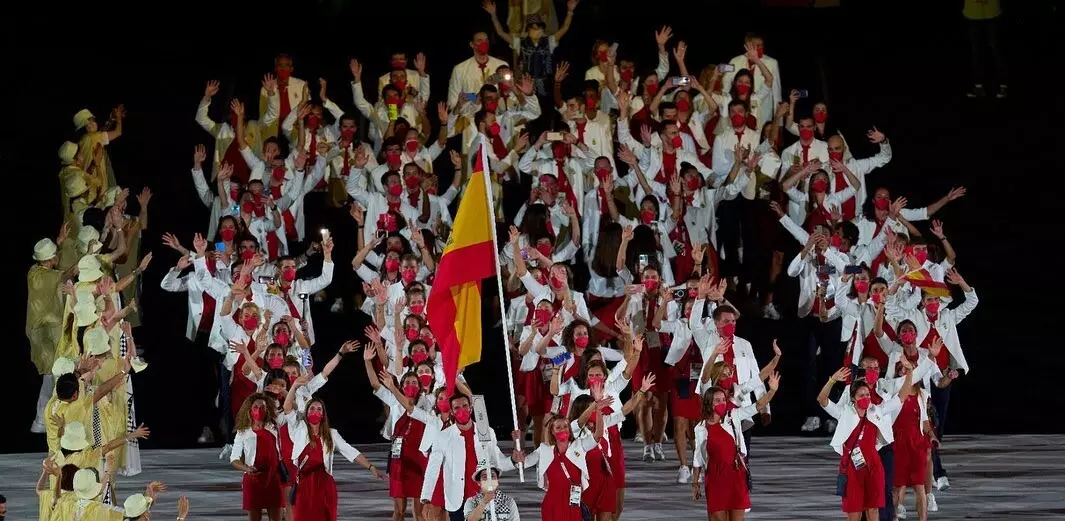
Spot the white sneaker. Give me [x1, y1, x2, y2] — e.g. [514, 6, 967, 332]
[653, 443, 666, 461]
[926, 493, 939, 512]
[634, 432, 645, 443]
[218, 444, 232, 460]
[825, 419, 837, 434]
[935, 476, 951, 491]
[676, 465, 692, 484]
[197, 427, 214, 444]
[801, 416, 821, 432]
[30, 421, 46, 434]
[762, 303, 782, 320]
[642, 445, 653, 462]
[897, 503, 907, 519]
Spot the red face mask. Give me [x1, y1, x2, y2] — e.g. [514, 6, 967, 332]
[720, 323, 736, 337]
[437, 398, 451, 414]
[420, 334, 434, 345]
[643, 279, 659, 292]
[412, 351, 429, 365]
[536, 243, 553, 258]
[251, 406, 266, 422]
[551, 144, 568, 160]
[713, 402, 728, 417]
[242, 202, 255, 215]
[620, 68, 634, 82]
[550, 274, 564, 289]
[404, 139, 419, 154]
[267, 355, 284, 369]
[406, 328, 419, 341]
[220, 228, 236, 242]
[914, 250, 929, 265]
[384, 259, 400, 273]
[865, 369, 879, 386]
[418, 374, 433, 387]
[307, 115, 320, 129]
[640, 209, 655, 224]
[475, 41, 490, 55]
[402, 384, 420, 398]
[584, 95, 597, 111]
[341, 128, 355, 142]
[307, 411, 323, 425]
[873, 198, 890, 210]
[484, 100, 499, 112]
[587, 375, 605, 388]
[488, 122, 501, 136]
[554, 429, 571, 443]
[735, 83, 751, 96]
[900, 330, 917, 345]
[686, 176, 701, 191]
[756, 47, 765, 58]
[594, 167, 611, 181]
[855, 396, 872, 410]
[454, 408, 472, 424]
[401, 268, 417, 283]
[854, 280, 870, 293]
[829, 151, 844, 162]
[276, 69, 291, 81]
[386, 151, 402, 166]
[410, 303, 425, 315]
[670, 135, 683, 149]
[388, 184, 403, 197]
[405, 175, 420, 189]
[729, 113, 745, 128]
[596, 50, 609, 62]
[241, 250, 256, 261]
[871, 292, 883, 305]
[799, 127, 815, 142]
[675, 98, 691, 112]
[533, 308, 553, 327]
[281, 267, 296, 282]
[830, 235, 842, 249]
[393, 80, 407, 93]
[811, 179, 829, 193]
[813, 111, 828, 123]
[574, 336, 589, 348]
[925, 300, 940, 315]
[646, 82, 659, 96]
[274, 331, 290, 346]
[242, 316, 259, 331]
[391, 59, 407, 69]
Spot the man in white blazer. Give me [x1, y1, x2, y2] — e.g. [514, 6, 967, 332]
[722, 33, 782, 125]
[259, 53, 307, 139]
[421, 394, 521, 520]
[447, 32, 509, 109]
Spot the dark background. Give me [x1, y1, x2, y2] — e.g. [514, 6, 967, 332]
[6, 0, 1064, 453]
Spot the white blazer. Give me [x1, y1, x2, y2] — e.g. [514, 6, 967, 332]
[285, 415, 361, 475]
[420, 424, 516, 511]
[688, 299, 768, 417]
[230, 424, 281, 469]
[886, 290, 978, 374]
[786, 248, 850, 320]
[823, 395, 903, 454]
[523, 436, 598, 492]
[693, 403, 760, 469]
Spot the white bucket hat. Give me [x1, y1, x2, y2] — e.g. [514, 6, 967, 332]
[73, 109, 95, 131]
[123, 494, 153, 518]
[84, 326, 111, 356]
[77, 254, 104, 282]
[77, 227, 102, 256]
[64, 173, 89, 199]
[59, 141, 79, 164]
[34, 238, 58, 261]
[74, 301, 100, 327]
[61, 421, 91, 452]
[102, 186, 121, 208]
[73, 468, 102, 500]
[51, 357, 77, 377]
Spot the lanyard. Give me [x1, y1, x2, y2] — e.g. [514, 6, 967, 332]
[554, 448, 579, 486]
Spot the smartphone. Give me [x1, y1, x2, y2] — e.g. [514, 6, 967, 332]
[638, 253, 650, 272]
[817, 264, 837, 276]
[844, 265, 863, 275]
[671, 288, 688, 300]
[320, 228, 331, 240]
[717, 63, 735, 73]
[676, 76, 691, 87]
[545, 131, 564, 142]
[795, 89, 809, 98]
[298, 292, 309, 301]
[375, 229, 387, 240]
[520, 248, 530, 261]
[502, 72, 513, 81]
[257, 275, 275, 284]
[215, 242, 226, 253]
[462, 92, 479, 102]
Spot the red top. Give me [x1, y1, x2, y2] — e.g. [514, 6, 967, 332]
[460, 427, 479, 499]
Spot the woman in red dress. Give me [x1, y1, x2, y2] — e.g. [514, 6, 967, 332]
[223, 302, 267, 430]
[283, 393, 384, 521]
[691, 373, 779, 521]
[892, 362, 931, 521]
[567, 395, 617, 520]
[519, 296, 562, 447]
[230, 393, 283, 521]
[525, 402, 608, 521]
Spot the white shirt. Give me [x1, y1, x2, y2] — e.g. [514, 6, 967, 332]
[420, 423, 516, 511]
[447, 55, 510, 109]
[721, 54, 782, 125]
[693, 404, 761, 467]
[886, 290, 979, 374]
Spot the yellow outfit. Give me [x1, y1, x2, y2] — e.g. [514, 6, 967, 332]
[38, 488, 56, 521]
[113, 220, 143, 327]
[50, 494, 124, 521]
[963, 0, 1001, 20]
[27, 264, 65, 374]
[93, 351, 128, 466]
[45, 385, 93, 455]
[75, 132, 115, 205]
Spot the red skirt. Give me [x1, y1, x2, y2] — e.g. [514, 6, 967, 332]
[583, 445, 618, 514]
[388, 420, 428, 498]
[587, 295, 624, 345]
[242, 430, 283, 511]
[430, 471, 445, 508]
[279, 425, 296, 489]
[841, 452, 885, 512]
[704, 462, 750, 513]
[524, 361, 553, 415]
[893, 432, 929, 488]
[293, 465, 337, 521]
[606, 425, 626, 488]
[630, 340, 668, 393]
[670, 385, 702, 420]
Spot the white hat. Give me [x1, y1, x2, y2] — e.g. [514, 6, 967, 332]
[74, 301, 100, 327]
[84, 326, 110, 356]
[130, 357, 148, 373]
[64, 173, 89, 199]
[51, 357, 77, 377]
[58, 141, 79, 164]
[61, 421, 91, 452]
[78, 253, 104, 282]
[73, 468, 102, 500]
[73, 109, 95, 131]
[102, 186, 121, 208]
[122, 494, 153, 518]
[77, 227, 102, 256]
[34, 238, 58, 261]
[471, 463, 501, 487]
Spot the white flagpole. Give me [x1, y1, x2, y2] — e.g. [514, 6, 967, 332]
[471, 135, 525, 482]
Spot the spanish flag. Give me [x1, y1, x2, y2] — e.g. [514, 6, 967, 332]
[904, 269, 951, 299]
[427, 141, 499, 393]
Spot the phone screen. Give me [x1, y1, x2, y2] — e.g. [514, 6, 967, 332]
[717, 64, 735, 73]
[215, 242, 226, 253]
[638, 254, 649, 271]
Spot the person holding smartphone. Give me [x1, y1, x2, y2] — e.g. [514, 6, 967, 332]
[720, 33, 782, 126]
[446, 31, 509, 110]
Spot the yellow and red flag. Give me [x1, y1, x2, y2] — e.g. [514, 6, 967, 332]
[427, 143, 498, 394]
[904, 269, 951, 299]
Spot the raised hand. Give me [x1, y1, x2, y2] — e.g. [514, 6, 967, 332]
[217, 162, 234, 182]
[414, 52, 427, 75]
[319, 78, 329, 102]
[654, 26, 673, 49]
[830, 367, 850, 383]
[946, 186, 967, 201]
[930, 219, 945, 239]
[193, 144, 207, 166]
[349, 59, 363, 81]
[769, 200, 785, 219]
[230, 99, 244, 118]
[205, 80, 220, 98]
[672, 41, 687, 65]
[362, 342, 378, 361]
[554, 61, 570, 83]
[945, 268, 966, 287]
[867, 126, 886, 143]
[481, 0, 496, 14]
[519, 73, 534, 96]
[744, 42, 761, 62]
[262, 74, 277, 96]
[339, 340, 361, 354]
[640, 373, 656, 392]
[767, 372, 781, 391]
[617, 144, 638, 166]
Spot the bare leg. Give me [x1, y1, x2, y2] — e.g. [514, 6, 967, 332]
[729, 509, 745, 521]
[653, 392, 669, 444]
[613, 487, 625, 520]
[596, 512, 612, 521]
[914, 485, 927, 521]
[282, 487, 294, 521]
[845, 513, 862, 521]
[674, 417, 690, 466]
[863, 508, 878, 521]
[248, 510, 262, 521]
[636, 400, 650, 443]
[392, 497, 407, 521]
[710, 511, 728, 521]
[266, 508, 281, 521]
[412, 498, 426, 521]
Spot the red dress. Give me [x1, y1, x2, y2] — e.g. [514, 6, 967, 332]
[525, 357, 555, 416]
[702, 423, 750, 513]
[279, 424, 296, 489]
[582, 438, 617, 514]
[242, 428, 284, 510]
[602, 406, 626, 488]
[230, 351, 260, 423]
[630, 298, 669, 392]
[293, 436, 338, 521]
[841, 418, 885, 513]
[892, 394, 929, 487]
[389, 413, 428, 498]
[542, 452, 584, 521]
[670, 341, 704, 420]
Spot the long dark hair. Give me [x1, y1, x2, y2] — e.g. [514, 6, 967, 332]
[591, 222, 622, 279]
[624, 225, 660, 276]
[728, 70, 754, 115]
[567, 394, 595, 427]
[700, 386, 727, 419]
[304, 398, 334, 453]
[522, 204, 555, 247]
